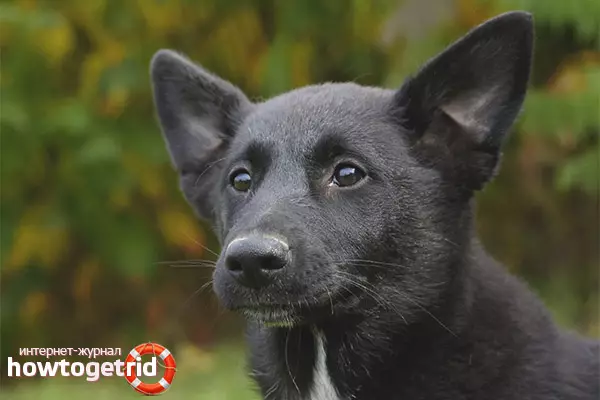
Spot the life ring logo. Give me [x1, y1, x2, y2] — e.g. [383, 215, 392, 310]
[123, 342, 176, 396]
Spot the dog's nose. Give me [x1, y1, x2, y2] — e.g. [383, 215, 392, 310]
[224, 235, 289, 289]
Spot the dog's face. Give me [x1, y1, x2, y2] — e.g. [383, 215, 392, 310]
[151, 12, 533, 327]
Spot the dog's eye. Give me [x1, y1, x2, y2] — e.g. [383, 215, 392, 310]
[332, 164, 365, 187]
[230, 169, 252, 191]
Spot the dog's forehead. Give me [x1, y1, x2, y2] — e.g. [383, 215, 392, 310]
[237, 83, 393, 150]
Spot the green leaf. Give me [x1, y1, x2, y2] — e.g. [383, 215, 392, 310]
[557, 148, 600, 193]
[498, 0, 600, 40]
[261, 34, 292, 96]
[76, 135, 122, 165]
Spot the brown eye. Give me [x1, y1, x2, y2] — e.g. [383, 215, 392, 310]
[332, 164, 365, 187]
[231, 169, 252, 191]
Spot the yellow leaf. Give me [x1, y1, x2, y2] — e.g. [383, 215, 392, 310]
[291, 41, 313, 88]
[0, 23, 13, 47]
[79, 52, 106, 100]
[139, 169, 165, 201]
[38, 222, 68, 267]
[20, 291, 48, 326]
[352, 0, 383, 42]
[137, 0, 184, 34]
[457, 0, 494, 28]
[7, 222, 38, 270]
[104, 39, 126, 65]
[181, 1, 215, 27]
[73, 259, 99, 303]
[79, 40, 125, 100]
[64, 0, 107, 37]
[101, 86, 130, 117]
[158, 209, 205, 256]
[121, 155, 165, 200]
[7, 207, 69, 270]
[34, 21, 74, 65]
[109, 186, 132, 209]
[208, 8, 266, 85]
[17, 0, 36, 10]
[548, 52, 600, 94]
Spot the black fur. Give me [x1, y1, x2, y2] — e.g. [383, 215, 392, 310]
[150, 11, 599, 400]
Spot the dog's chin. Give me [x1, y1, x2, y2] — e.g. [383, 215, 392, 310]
[231, 290, 360, 328]
[237, 306, 305, 328]
[215, 275, 366, 327]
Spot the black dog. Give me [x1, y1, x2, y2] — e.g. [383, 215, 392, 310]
[150, 11, 599, 400]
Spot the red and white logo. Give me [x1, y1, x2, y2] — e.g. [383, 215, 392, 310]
[124, 342, 176, 396]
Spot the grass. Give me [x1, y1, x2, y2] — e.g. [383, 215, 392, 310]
[2, 342, 261, 400]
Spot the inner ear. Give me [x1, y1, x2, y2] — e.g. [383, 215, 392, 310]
[441, 87, 502, 139]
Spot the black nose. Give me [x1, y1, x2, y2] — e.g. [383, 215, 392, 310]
[224, 235, 290, 288]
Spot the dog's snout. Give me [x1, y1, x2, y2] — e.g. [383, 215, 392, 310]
[224, 235, 290, 289]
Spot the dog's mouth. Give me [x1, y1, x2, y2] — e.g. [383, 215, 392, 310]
[236, 305, 305, 327]
[231, 286, 361, 327]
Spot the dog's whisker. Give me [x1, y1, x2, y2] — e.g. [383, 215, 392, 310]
[156, 259, 217, 265]
[284, 329, 300, 395]
[264, 378, 280, 399]
[325, 287, 334, 316]
[333, 273, 389, 306]
[333, 258, 411, 269]
[157, 259, 217, 269]
[194, 157, 227, 187]
[442, 237, 460, 249]
[395, 292, 458, 338]
[168, 264, 216, 269]
[170, 262, 217, 267]
[336, 270, 454, 335]
[333, 270, 409, 324]
[178, 280, 214, 314]
[182, 231, 221, 258]
[338, 269, 456, 337]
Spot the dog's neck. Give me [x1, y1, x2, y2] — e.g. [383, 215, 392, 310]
[249, 236, 562, 400]
[250, 246, 476, 400]
[254, 306, 469, 400]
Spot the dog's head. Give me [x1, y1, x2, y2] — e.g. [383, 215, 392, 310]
[151, 12, 533, 327]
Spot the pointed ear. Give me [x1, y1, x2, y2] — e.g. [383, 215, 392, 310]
[150, 50, 253, 218]
[393, 11, 534, 190]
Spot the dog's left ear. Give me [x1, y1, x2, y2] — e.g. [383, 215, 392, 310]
[150, 50, 253, 219]
[393, 11, 534, 190]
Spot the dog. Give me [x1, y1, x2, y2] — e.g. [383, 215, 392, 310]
[150, 11, 599, 400]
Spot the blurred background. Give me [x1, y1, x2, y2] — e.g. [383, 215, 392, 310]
[1, 0, 598, 398]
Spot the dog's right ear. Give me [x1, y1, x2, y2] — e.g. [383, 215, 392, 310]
[393, 11, 533, 191]
[150, 50, 253, 219]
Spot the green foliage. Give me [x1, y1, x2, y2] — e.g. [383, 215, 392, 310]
[0, 0, 598, 393]
[501, 0, 600, 38]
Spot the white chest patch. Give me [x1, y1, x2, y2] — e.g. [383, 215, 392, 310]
[306, 332, 340, 400]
